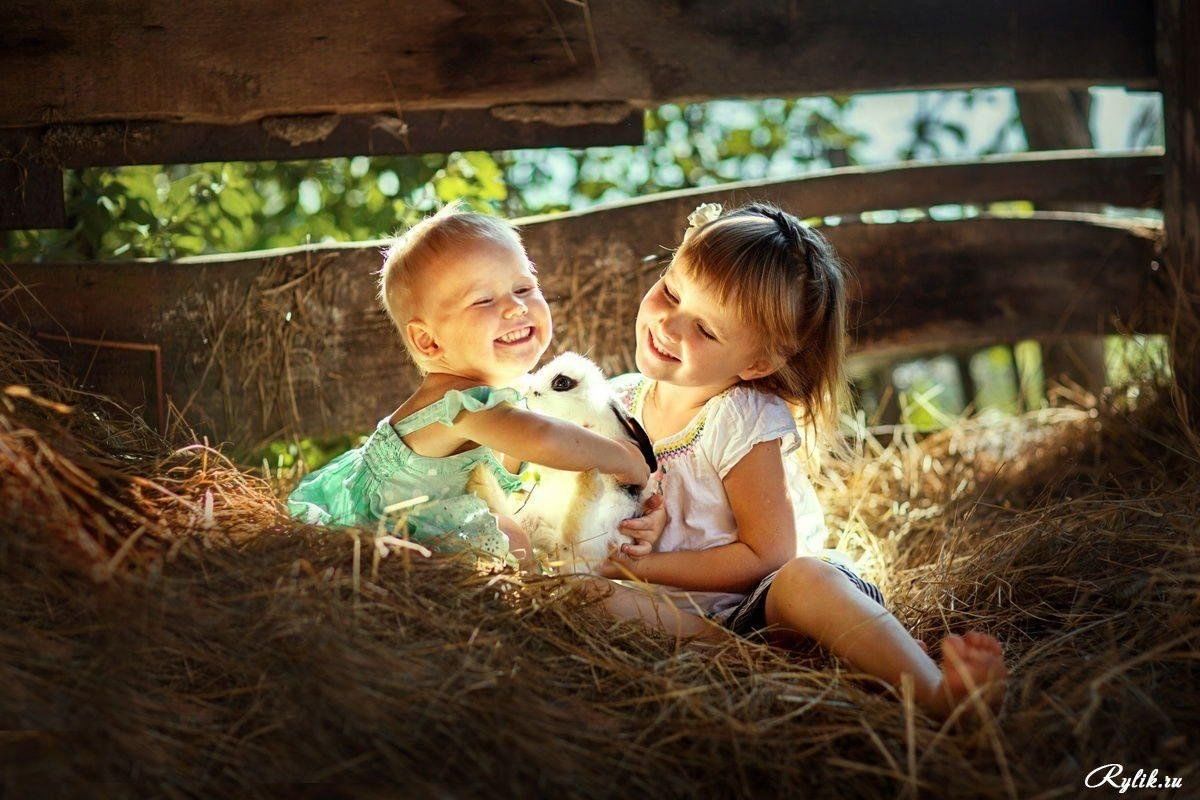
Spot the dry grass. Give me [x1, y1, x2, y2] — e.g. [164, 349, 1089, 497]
[2, 314, 1197, 799]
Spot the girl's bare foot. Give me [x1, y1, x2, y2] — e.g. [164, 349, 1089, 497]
[930, 631, 1007, 719]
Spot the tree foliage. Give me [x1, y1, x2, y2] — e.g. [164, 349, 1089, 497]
[3, 98, 867, 262]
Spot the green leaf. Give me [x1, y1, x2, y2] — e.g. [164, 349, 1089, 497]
[434, 175, 471, 202]
[218, 188, 254, 217]
[124, 199, 158, 227]
[167, 174, 203, 205]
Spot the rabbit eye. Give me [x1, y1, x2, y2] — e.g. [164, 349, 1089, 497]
[551, 374, 578, 392]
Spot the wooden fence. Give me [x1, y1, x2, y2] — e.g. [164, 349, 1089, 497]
[2, 151, 1164, 446]
[0, 0, 1194, 449]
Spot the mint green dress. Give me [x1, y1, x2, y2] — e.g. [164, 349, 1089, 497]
[286, 386, 525, 564]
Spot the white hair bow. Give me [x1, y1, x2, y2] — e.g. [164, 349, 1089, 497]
[687, 202, 723, 229]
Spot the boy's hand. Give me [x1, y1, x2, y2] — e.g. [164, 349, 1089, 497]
[617, 491, 666, 558]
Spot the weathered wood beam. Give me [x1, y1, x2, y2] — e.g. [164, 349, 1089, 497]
[0, 107, 644, 170]
[0, 106, 644, 231]
[0, 1, 1156, 129]
[837, 214, 1162, 358]
[1157, 0, 1200, 426]
[535, 150, 1163, 226]
[0, 157, 65, 229]
[1, 213, 1162, 449]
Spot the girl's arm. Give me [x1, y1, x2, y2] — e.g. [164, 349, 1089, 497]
[455, 404, 650, 486]
[601, 440, 796, 591]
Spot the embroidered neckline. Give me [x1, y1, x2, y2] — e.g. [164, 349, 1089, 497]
[632, 377, 729, 459]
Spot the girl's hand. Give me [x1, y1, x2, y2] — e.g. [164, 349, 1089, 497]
[617, 491, 666, 558]
[596, 550, 645, 580]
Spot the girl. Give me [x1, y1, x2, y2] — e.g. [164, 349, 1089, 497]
[288, 203, 651, 566]
[601, 202, 1006, 719]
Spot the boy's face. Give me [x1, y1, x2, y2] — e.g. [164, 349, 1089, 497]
[635, 260, 774, 391]
[407, 238, 552, 384]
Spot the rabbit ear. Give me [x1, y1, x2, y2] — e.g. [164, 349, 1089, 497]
[608, 400, 658, 475]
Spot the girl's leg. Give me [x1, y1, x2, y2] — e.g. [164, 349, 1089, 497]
[579, 578, 722, 640]
[764, 556, 1006, 719]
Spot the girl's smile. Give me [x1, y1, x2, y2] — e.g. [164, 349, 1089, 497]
[407, 238, 552, 385]
[646, 327, 680, 363]
[635, 263, 773, 392]
[496, 325, 536, 346]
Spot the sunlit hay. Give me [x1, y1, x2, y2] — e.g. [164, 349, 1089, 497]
[179, 248, 359, 446]
[2, 314, 1198, 798]
[0, 317, 282, 579]
[541, 237, 661, 376]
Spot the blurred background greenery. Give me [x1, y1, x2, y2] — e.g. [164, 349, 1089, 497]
[1, 88, 1167, 469]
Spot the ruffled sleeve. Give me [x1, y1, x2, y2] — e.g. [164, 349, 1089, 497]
[706, 386, 801, 478]
[392, 385, 523, 435]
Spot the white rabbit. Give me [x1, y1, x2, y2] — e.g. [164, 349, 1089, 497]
[468, 352, 658, 573]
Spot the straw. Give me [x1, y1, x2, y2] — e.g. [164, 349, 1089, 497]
[1, 308, 1197, 798]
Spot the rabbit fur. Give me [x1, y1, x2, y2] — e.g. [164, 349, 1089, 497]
[467, 352, 657, 572]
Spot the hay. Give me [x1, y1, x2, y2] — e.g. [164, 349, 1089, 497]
[2, 312, 1198, 798]
[178, 248, 356, 444]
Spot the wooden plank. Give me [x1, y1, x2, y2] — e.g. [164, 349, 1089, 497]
[1, 213, 1163, 449]
[0, 106, 644, 170]
[1157, 0, 1200, 420]
[527, 150, 1164, 227]
[34, 334, 165, 434]
[0, 1, 1156, 129]
[0, 157, 64, 229]
[840, 214, 1161, 358]
[0, 106, 643, 231]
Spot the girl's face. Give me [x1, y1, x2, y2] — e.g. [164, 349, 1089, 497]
[407, 239, 552, 385]
[635, 260, 775, 391]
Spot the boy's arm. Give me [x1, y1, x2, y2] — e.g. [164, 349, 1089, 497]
[455, 404, 649, 486]
[602, 440, 796, 591]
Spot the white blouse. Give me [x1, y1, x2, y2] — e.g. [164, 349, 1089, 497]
[611, 374, 828, 616]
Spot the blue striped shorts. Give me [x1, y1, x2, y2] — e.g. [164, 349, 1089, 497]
[711, 557, 885, 638]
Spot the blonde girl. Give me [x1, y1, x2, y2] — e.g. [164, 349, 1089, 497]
[601, 202, 1006, 719]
